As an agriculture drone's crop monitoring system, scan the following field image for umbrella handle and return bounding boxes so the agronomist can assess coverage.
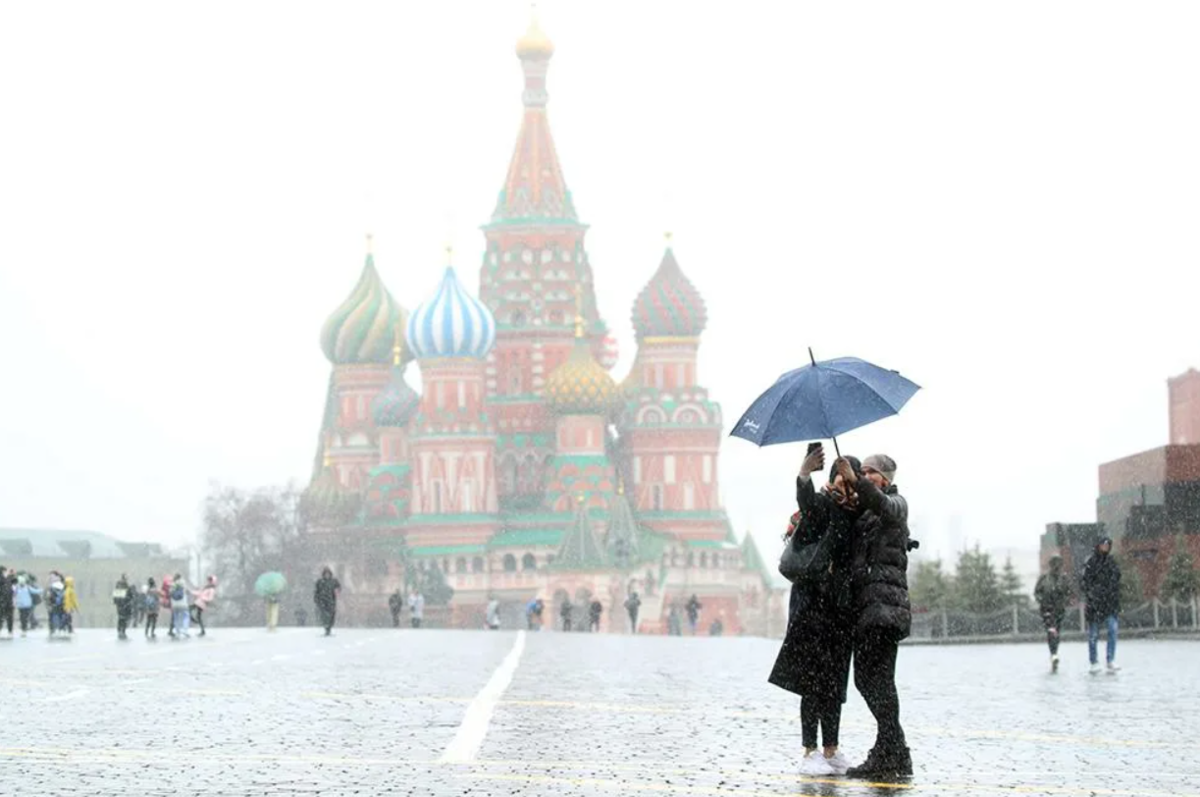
[832,436,841,458]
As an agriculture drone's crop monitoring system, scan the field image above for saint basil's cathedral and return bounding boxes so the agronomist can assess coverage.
[304,18,786,635]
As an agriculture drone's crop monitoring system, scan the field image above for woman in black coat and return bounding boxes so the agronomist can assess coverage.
[769,448,857,776]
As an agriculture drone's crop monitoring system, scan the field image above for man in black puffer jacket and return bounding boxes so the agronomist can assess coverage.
[835,454,913,780]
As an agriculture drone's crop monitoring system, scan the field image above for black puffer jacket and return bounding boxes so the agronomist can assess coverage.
[1081,544,1121,622]
[849,480,912,642]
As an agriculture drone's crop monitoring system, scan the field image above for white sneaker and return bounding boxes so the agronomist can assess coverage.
[1051,655,1060,673]
[799,752,835,776]
[824,751,852,775]
[1089,663,1101,674]
[1107,662,1121,673]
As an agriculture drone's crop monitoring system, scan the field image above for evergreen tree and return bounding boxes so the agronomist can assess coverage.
[1001,556,1026,606]
[1115,555,1143,608]
[1160,536,1200,604]
[420,563,455,607]
[953,545,1004,614]
[910,559,952,611]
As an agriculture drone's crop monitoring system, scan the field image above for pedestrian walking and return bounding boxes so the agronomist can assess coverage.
[14,573,40,637]
[314,568,341,636]
[624,591,641,634]
[588,599,603,632]
[560,597,574,632]
[112,574,136,640]
[190,575,217,637]
[170,574,191,638]
[834,454,914,780]
[486,596,501,630]
[389,590,404,628]
[161,576,175,636]
[408,590,425,629]
[1081,537,1122,674]
[526,598,539,631]
[667,604,682,636]
[0,566,15,638]
[771,445,857,776]
[685,594,702,635]
[1034,555,1072,673]
[45,573,67,637]
[144,579,160,639]
[62,576,79,634]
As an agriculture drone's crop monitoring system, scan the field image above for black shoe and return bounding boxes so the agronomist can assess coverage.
[846,747,912,780]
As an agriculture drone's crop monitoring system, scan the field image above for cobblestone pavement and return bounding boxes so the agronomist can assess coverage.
[1,628,1197,796]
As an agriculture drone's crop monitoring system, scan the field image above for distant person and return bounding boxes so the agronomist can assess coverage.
[667,604,682,636]
[143,579,160,639]
[0,566,14,638]
[389,590,404,628]
[62,576,79,634]
[132,582,146,629]
[112,574,136,641]
[560,597,574,632]
[408,590,425,629]
[486,597,501,630]
[1035,555,1072,673]
[1081,537,1122,674]
[314,568,341,637]
[625,591,641,634]
[685,594,702,635]
[525,598,538,631]
[644,570,656,597]
[14,574,40,637]
[588,599,603,632]
[160,576,175,636]
[533,598,545,630]
[191,576,217,637]
[170,574,191,639]
[45,573,67,637]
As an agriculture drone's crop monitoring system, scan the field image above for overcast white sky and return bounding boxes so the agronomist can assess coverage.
[2,2,1198,579]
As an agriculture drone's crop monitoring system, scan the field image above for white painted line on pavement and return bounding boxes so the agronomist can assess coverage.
[439,630,526,764]
[44,688,90,703]
[270,654,291,662]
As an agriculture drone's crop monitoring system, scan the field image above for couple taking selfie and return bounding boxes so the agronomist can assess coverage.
[769,442,915,780]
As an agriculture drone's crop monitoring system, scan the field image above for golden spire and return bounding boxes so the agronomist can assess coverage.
[573,283,584,339]
[392,323,405,366]
[576,492,586,505]
[444,241,454,268]
[366,233,374,255]
[664,231,673,247]
[322,434,333,469]
[617,477,625,496]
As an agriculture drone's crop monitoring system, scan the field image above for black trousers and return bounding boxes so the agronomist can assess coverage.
[1042,611,1064,655]
[117,616,129,638]
[19,608,32,632]
[801,693,843,750]
[145,613,158,637]
[853,634,906,752]
[320,608,336,634]
[1,606,12,634]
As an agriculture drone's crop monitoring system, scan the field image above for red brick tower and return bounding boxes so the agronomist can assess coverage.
[1169,368,1200,446]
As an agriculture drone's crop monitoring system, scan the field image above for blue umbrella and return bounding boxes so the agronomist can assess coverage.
[731,349,920,452]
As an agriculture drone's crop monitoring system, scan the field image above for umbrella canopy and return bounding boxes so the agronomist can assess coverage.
[254,571,288,597]
[731,353,920,447]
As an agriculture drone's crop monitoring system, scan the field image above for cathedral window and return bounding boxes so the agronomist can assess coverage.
[503,554,518,572]
[652,485,664,511]
[461,482,473,512]
[633,456,642,483]
[699,552,708,568]
[522,553,537,571]
[703,456,713,484]
[664,456,676,484]
[472,556,485,573]
[683,482,695,511]
[458,381,466,409]
[456,557,467,574]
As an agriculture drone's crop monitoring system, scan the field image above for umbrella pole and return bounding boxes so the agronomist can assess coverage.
[832,436,841,458]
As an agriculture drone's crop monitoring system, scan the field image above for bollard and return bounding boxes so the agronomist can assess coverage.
[1079,602,1086,633]
[1012,603,1020,637]
[1171,598,1178,629]
[941,607,949,639]
[1153,599,1159,628]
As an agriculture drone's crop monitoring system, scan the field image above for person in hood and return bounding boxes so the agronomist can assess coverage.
[1081,537,1122,673]
[770,446,857,777]
[0,566,14,638]
[1035,555,1073,672]
[588,598,603,632]
[191,575,217,637]
[46,573,67,637]
[389,590,404,628]
[62,575,80,634]
[835,453,914,780]
[14,574,41,637]
[408,590,425,629]
[624,591,641,634]
[161,576,175,636]
[170,573,191,639]
[112,575,136,640]
[685,595,702,635]
[144,578,160,639]
[486,596,501,630]
[560,597,574,632]
[314,568,340,636]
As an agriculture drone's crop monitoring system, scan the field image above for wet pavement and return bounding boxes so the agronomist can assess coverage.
[1,627,1197,796]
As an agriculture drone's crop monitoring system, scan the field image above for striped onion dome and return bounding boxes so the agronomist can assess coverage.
[631,246,707,340]
[320,249,408,365]
[406,267,497,360]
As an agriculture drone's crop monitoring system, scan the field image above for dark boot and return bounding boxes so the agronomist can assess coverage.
[846,746,912,780]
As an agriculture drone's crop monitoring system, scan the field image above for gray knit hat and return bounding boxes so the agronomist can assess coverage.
[862,454,897,484]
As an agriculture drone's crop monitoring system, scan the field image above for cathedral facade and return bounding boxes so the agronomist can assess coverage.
[305,19,785,636]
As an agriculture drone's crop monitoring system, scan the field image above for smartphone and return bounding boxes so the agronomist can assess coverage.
[806,442,823,455]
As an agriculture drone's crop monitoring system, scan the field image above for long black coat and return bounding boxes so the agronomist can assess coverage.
[1081,552,1121,622]
[769,478,855,699]
[314,576,340,613]
[113,580,136,620]
[849,480,912,642]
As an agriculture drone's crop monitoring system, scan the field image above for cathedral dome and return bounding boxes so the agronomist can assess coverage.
[546,332,619,416]
[320,245,408,365]
[516,18,555,59]
[406,267,497,360]
[631,245,707,340]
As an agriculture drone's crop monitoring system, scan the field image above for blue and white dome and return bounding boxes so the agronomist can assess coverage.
[406,267,497,359]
